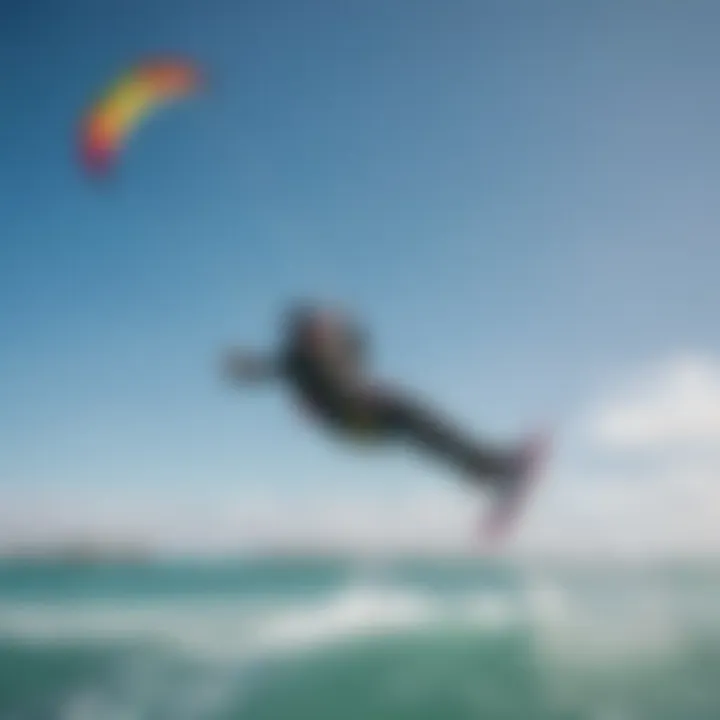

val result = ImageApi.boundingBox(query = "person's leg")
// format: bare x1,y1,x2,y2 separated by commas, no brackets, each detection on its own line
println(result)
371,389,518,486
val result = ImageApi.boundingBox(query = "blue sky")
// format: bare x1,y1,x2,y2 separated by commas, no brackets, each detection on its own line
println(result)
2,0,720,550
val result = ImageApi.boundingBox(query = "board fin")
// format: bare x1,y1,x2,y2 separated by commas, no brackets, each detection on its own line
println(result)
480,430,551,546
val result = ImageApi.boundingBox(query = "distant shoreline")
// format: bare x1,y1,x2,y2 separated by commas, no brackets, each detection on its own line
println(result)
1,544,719,569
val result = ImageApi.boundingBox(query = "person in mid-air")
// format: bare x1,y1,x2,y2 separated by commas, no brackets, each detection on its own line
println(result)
222,303,548,540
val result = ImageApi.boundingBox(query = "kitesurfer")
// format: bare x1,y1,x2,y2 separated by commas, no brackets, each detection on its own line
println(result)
223,302,547,539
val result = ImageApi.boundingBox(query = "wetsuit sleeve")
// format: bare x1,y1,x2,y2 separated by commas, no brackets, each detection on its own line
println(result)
223,349,280,383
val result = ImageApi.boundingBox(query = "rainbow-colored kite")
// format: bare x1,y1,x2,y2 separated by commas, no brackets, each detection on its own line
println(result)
79,58,201,175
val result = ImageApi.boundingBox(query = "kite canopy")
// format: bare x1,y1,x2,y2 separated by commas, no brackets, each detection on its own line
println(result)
79,58,200,175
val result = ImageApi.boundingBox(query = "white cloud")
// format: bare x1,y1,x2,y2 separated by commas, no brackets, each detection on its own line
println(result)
589,354,720,451
539,353,720,556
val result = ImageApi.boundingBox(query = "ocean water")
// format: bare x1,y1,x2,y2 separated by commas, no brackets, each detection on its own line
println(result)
0,556,719,719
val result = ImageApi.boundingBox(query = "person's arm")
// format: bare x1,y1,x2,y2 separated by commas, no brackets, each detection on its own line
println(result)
223,348,280,384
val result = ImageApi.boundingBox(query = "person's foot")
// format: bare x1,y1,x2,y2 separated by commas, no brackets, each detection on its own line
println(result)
481,430,550,545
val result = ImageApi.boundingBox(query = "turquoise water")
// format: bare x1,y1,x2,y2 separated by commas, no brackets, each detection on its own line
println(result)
1,557,719,719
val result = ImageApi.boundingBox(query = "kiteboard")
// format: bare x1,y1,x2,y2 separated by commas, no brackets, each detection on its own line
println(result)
479,430,551,546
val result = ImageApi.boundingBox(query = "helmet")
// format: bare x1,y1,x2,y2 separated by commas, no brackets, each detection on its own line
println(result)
283,301,351,352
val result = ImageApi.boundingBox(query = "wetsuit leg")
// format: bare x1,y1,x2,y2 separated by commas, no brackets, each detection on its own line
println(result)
371,390,516,485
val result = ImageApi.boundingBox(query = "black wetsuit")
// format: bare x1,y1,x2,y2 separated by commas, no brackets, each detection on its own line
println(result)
275,307,517,486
